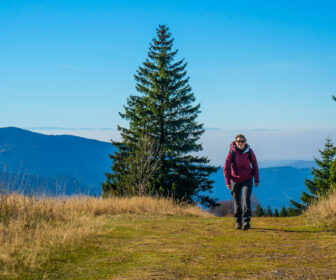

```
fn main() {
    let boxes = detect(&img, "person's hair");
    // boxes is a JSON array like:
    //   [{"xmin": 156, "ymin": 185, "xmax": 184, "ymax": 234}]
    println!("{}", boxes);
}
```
[{"xmin": 235, "ymin": 134, "xmax": 246, "ymax": 142}]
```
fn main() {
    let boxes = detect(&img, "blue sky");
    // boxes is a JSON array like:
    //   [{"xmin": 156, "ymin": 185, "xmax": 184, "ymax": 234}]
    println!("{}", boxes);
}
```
[{"xmin": 1, "ymin": 0, "xmax": 336, "ymax": 162}]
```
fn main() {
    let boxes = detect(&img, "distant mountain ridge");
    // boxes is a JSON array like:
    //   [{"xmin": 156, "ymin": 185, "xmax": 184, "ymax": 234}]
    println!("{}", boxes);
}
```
[
  {"xmin": 0, "ymin": 127, "xmax": 311, "ymax": 207},
  {"xmin": 0, "ymin": 127, "xmax": 114, "ymax": 195},
  {"xmin": 259, "ymin": 160, "xmax": 316, "ymax": 169}
]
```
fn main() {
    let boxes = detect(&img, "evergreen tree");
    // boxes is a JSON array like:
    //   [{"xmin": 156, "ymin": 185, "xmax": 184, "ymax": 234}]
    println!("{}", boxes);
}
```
[
  {"xmin": 102, "ymin": 25, "xmax": 218, "ymax": 207},
  {"xmin": 286, "ymin": 206, "xmax": 301, "ymax": 216},
  {"xmin": 273, "ymin": 208, "xmax": 279, "ymax": 217},
  {"xmin": 290, "ymin": 137, "xmax": 336, "ymax": 213},
  {"xmin": 279, "ymin": 206, "xmax": 287, "ymax": 217},
  {"xmin": 254, "ymin": 204, "xmax": 265, "ymax": 217},
  {"xmin": 266, "ymin": 205, "xmax": 273, "ymax": 217},
  {"xmin": 287, "ymin": 207, "xmax": 300, "ymax": 217},
  {"xmin": 330, "ymin": 160, "xmax": 336, "ymax": 190},
  {"xmin": 329, "ymin": 95, "xmax": 336, "ymax": 189}
]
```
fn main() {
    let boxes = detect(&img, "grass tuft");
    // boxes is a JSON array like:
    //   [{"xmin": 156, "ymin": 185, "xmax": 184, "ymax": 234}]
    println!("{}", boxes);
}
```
[{"xmin": 305, "ymin": 190, "xmax": 336, "ymax": 231}]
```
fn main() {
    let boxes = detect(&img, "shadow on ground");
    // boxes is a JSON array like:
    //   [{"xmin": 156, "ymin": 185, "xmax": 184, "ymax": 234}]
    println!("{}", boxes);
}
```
[{"xmin": 251, "ymin": 227, "xmax": 329, "ymax": 233}]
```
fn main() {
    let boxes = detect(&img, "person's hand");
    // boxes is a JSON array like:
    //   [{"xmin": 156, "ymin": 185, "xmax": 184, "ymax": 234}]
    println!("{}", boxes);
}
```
[
  {"xmin": 226, "ymin": 185, "xmax": 231, "ymax": 190},
  {"xmin": 254, "ymin": 182, "xmax": 259, "ymax": 187}
]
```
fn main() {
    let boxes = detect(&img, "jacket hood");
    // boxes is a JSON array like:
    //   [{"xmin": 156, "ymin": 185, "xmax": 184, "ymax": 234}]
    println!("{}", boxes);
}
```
[{"xmin": 230, "ymin": 141, "xmax": 250, "ymax": 154}]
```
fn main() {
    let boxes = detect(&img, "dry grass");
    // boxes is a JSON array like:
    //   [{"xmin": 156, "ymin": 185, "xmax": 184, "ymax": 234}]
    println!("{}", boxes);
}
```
[
  {"xmin": 78, "ymin": 196, "xmax": 212, "ymax": 217},
  {"xmin": 305, "ymin": 190, "xmax": 336, "ymax": 231},
  {"xmin": 0, "ymin": 194, "xmax": 210, "ymax": 278}
]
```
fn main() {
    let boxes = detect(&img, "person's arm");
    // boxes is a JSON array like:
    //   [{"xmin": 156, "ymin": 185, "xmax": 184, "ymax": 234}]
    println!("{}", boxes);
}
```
[
  {"xmin": 223, "ymin": 152, "xmax": 232, "ymax": 189},
  {"xmin": 251, "ymin": 149, "xmax": 259, "ymax": 186}
]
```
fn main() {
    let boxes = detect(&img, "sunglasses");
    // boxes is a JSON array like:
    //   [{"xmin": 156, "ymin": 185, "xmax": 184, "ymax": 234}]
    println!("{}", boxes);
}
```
[{"xmin": 236, "ymin": 140, "xmax": 245, "ymax": 143}]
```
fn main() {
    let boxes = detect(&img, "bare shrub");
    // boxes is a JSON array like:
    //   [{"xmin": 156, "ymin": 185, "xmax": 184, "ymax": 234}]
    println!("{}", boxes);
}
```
[
  {"xmin": 210, "ymin": 194, "xmax": 260, "ymax": 217},
  {"xmin": 127, "ymin": 134, "xmax": 163, "ymax": 196},
  {"xmin": 210, "ymin": 200, "xmax": 234, "ymax": 216},
  {"xmin": 250, "ymin": 195, "xmax": 260, "ymax": 214},
  {"xmin": 103, "ymin": 134, "xmax": 163, "ymax": 197}
]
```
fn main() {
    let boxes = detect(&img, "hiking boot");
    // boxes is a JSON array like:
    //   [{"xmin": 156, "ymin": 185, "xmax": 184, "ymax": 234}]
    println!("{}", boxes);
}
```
[
  {"xmin": 235, "ymin": 223, "xmax": 242, "ymax": 230},
  {"xmin": 242, "ymin": 223, "xmax": 250, "ymax": 230}
]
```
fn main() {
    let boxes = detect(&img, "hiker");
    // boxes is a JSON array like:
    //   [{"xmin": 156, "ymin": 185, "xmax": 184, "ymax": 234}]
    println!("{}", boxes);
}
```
[{"xmin": 223, "ymin": 134, "xmax": 259, "ymax": 230}]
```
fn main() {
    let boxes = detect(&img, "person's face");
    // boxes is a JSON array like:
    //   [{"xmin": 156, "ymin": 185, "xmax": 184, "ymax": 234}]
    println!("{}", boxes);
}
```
[{"xmin": 236, "ymin": 137, "xmax": 246, "ymax": 150}]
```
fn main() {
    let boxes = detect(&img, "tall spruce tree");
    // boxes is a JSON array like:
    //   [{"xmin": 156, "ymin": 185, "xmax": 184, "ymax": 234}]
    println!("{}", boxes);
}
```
[
  {"xmin": 273, "ymin": 208, "xmax": 279, "ymax": 217},
  {"xmin": 279, "ymin": 206, "xmax": 287, "ymax": 217},
  {"xmin": 102, "ymin": 25, "xmax": 218, "ymax": 207},
  {"xmin": 290, "ymin": 137, "xmax": 336, "ymax": 213}
]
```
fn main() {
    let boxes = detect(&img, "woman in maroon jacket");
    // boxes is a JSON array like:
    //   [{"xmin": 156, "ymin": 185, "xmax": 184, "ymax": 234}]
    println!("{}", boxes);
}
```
[{"xmin": 223, "ymin": 134, "xmax": 259, "ymax": 230}]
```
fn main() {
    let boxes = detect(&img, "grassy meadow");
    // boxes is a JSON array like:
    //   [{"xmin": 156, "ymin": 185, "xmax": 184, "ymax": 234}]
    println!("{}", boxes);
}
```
[{"xmin": 0, "ymin": 193, "xmax": 336, "ymax": 279}]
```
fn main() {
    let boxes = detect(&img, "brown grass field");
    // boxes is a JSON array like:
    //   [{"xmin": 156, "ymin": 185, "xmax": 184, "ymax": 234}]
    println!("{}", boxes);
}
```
[
  {"xmin": 0, "ymin": 194, "xmax": 208, "ymax": 279},
  {"xmin": 0, "ymin": 193, "xmax": 335, "ymax": 279}
]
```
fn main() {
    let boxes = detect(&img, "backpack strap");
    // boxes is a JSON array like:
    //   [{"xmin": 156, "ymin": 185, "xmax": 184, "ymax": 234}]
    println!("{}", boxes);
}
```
[
  {"xmin": 231, "ymin": 150, "xmax": 236, "ymax": 164},
  {"xmin": 248, "ymin": 150, "xmax": 254, "ymax": 170},
  {"xmin": 248, "ymin": 150, "xmax": 252, "ymax": 163},
  {"xmin": 230, "ymin": 150, "xmax": 237, "ymax": 174}
]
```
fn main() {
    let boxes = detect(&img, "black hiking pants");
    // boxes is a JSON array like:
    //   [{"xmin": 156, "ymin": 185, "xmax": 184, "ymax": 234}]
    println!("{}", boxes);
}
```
[{"xmin": 230, "ymin": 178, "xmax": 253, "ymax": 224}]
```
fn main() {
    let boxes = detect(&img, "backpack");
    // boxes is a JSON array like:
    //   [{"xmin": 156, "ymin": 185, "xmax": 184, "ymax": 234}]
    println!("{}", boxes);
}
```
[{"xmin": 231, "ymin": 149, "xmax": 253, "ymax": 172}]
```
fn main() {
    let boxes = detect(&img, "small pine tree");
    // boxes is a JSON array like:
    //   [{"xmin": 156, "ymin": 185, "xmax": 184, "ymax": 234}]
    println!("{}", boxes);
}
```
[
  {"xmin": 266, "ymin": 205, "xmax": 273, "ymax": 217},
  {"xmin": 287, "ymin": 207, "xmax": 300, "ymax": 217},
  {"xmin": 279, "ymin": 206, "xmax": 288, "ymax": 217},
  {"xmin": 273, "ymin": 208, "xmax": 279, "ymax": 217},
  {"xmin": 254, "ymin": 204, "xmax": 265, "ymax": 217},
  {"xmin": 290, "ymin": 137, "xmax": 336, "ymax": 213}
]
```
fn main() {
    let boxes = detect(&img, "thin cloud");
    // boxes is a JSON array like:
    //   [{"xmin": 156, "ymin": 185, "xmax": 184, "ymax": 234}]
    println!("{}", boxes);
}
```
[
  {"xmin": 244, "ymin": 128, "xmax": 286, "ymax": 132},
  {"xmin": 26, "ymin": 127, "xmax": 113, "ymax": 131}
]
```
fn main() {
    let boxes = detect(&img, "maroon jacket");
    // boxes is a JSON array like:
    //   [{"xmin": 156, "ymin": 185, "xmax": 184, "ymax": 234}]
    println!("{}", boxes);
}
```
[{"xmin": 223, "ymin": 142, "xmax": 259, "ymax": 185}]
